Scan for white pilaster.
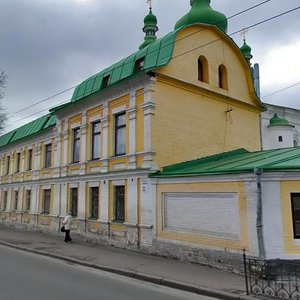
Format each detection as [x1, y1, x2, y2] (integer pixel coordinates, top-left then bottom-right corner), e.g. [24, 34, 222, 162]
[100, 180, 109, 222]
[101, 105, 109, 173]
[78, 181, 86, 219]
[126, 177, 138, 224]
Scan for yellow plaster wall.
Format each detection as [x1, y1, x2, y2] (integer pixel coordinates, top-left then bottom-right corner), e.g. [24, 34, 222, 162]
[156, 181, 249, 250]
[158, 25, 260, 107]
[151, 78, 261, 168]
[136, 89, 145, 153]
[281, 181, 300, 254]
[150, 25, 262, 168]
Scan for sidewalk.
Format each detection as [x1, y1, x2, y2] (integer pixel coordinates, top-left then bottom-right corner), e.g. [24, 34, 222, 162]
[0, 224, 259, 300]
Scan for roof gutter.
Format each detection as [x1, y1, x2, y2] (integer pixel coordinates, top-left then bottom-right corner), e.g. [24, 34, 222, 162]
[254, 168, 266, 259]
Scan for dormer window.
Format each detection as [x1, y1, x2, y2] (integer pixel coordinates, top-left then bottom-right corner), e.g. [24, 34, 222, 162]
[198, 56, 209, 83]
[101, 75, 110, 89]
[134, 58, 145, 73]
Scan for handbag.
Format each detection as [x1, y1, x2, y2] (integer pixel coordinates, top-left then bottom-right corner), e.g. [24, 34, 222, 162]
[60, 225, 65, 232]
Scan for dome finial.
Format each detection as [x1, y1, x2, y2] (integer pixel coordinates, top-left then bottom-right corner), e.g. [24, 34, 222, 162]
[147, 0, 152, 10]
[240, 29, 253, 65]
[139, 2, 159, 50]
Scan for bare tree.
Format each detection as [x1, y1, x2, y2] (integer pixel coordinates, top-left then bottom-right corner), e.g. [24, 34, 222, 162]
[0, 71, 8, 132]
[0, 71, 7, 98]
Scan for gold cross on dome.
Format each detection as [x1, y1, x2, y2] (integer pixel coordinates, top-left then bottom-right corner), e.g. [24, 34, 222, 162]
[147, 0, 152, 9]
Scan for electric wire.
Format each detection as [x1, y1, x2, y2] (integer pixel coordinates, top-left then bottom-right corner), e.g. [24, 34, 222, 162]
[4, 3, 299, 130]
[4, 0, 274, 124]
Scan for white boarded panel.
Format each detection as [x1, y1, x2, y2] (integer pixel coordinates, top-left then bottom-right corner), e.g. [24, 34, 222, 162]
[163, 192, 240, 240]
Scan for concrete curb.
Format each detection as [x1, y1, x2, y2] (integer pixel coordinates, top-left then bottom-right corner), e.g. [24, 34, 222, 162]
[0, 240, 257, 300]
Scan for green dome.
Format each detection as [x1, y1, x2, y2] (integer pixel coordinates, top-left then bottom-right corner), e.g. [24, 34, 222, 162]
[240, 40, 253, 63]
[139, 8, 159, 50]
[175, 0, 228, 33]
[268, 114, 294, 128]
[143, 9, 157, 27]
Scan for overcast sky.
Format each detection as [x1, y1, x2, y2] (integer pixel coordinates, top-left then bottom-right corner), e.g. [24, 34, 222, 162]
[0, 0, 299, 133]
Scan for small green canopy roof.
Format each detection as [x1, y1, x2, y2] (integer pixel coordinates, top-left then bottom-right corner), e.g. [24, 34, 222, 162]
[151, 147, 300, 178]
[268, 113, 294, 128]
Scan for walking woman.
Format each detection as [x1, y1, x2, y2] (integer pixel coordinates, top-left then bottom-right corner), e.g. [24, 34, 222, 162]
[63, 212, 73, 243]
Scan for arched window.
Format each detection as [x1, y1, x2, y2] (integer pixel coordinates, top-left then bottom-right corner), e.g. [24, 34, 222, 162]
[198, 56, 209, 83]
[218, 64, 228, 90]
[278, 136, 283, 142]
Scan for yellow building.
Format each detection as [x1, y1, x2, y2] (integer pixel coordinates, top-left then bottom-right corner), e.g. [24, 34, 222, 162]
[0, 0, 274, 269]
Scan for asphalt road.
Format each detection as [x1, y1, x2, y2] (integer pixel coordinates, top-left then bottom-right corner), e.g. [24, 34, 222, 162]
[0, 244, 220, 300]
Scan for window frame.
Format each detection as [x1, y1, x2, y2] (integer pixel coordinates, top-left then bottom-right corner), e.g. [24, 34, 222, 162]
[291, 193, 300, 238]
[16, 152, 21, 173]
[44, 144, 52, 168]
[72, 127, 81, 163]
[25, 190, 31, 212]
[218, 64, 228, 90]
[114, 185, 125, 222]
[91, 121, 101, 160]
[70, 187, 78, 217]
[89, 186, 99, 219]
[198, 56, 209, 83]
[13, 190, 18, 211]
[2, 191, 7, 211]
[42, 189, 51, 214]
[6, 155, 10, 175]
[28, 149, 33, 171]
[114, 112, 126, 156]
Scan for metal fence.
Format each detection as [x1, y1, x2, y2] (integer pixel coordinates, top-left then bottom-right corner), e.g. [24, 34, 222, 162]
[244, 253, 300, 299]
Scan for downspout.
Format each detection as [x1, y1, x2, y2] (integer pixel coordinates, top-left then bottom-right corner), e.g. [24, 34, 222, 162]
[254, 168, 266, 259]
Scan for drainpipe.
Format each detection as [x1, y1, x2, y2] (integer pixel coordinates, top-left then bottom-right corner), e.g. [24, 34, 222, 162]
[254, 168, 266, 259]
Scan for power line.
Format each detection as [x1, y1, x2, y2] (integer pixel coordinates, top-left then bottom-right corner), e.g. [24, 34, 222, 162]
[171, 7, 300, 60]
[5, 0, 273, 123]
[261, 82, 300, 99]
[8, 85, 77, 118]
[5, 4, 299, 130]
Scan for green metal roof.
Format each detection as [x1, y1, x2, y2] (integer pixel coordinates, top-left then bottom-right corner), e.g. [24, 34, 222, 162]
[0, 114, 56, 149]
[151, 147, 300, 178]
[70, 30, 178, 103]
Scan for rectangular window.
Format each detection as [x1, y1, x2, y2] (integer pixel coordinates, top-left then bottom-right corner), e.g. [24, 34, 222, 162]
[13, 191, 18, 211]
[114, 113, 126, 156]
[90, 187, 99, 219]
[114, 186, 125, 222]
[28, 149, 33, 170]
[42, 189, 51, 214]
[70, 188, 78, 217]
[2, 191, 7, 210]
[292, 193, 300, 238]
[6, 155, 10, 175]
[44, 144, 52, 168]
[91, 121, 101, 160]
[25, 190, 31, 212]
[72, 128, 80, 163]
[16, 153, 21, 172]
